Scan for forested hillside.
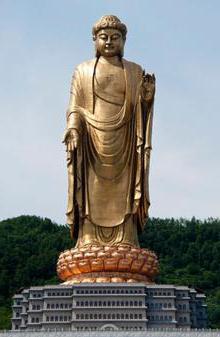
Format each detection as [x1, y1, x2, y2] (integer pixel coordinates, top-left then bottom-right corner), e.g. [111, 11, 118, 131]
[0, 216, 219, 329]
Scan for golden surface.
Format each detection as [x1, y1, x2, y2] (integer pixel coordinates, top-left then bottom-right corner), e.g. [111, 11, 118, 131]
[57, 244, 159, 284]
[60, 15, 157, 283]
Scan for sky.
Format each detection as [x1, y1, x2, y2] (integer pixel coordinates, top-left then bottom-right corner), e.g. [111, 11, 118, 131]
[0, 0, 219, 224]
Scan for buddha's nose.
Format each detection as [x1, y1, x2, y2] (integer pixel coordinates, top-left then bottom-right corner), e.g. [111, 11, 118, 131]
[106, 36, 111, 45]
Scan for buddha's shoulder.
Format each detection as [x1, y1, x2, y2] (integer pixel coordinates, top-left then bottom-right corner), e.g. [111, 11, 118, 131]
[75, 59, 97, 72]
[122, 58, 143, 73]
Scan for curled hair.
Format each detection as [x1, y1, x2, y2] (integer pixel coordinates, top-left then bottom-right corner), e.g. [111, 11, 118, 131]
[92, 15, 127, 40]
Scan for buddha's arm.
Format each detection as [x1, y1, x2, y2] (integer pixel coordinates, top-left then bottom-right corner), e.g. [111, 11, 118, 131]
[66, 67, 84, 132]
[141, 73, 156, 151]
[63, 68, 84, 151]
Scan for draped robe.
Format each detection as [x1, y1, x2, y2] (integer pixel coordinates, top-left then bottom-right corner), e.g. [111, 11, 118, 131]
[65, 58, 154, 245]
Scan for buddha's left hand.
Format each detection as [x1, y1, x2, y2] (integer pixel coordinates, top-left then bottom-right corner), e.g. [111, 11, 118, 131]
[141, 73, 156, 103]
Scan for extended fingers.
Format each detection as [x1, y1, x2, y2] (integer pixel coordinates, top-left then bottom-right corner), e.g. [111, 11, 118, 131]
[144, 73, 156, 84]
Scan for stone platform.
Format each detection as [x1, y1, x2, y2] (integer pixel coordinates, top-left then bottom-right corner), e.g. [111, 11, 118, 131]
[1, 330, 220, 337]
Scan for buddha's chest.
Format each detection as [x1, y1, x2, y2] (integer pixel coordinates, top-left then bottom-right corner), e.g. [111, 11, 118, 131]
[95, 63, 125, 95]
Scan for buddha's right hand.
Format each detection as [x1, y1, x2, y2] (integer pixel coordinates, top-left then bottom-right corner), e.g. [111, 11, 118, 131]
[62, 128, 79, 151]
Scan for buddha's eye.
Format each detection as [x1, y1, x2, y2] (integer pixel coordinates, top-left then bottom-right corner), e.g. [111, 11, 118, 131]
[112, 34, 120, 40]
[99, 34, 108, 41]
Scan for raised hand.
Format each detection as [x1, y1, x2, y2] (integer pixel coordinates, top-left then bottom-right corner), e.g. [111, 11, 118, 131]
[141, 72, 156, 103]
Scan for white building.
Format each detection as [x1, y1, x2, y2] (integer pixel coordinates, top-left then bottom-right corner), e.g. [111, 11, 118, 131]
[11, 283, 207, 331]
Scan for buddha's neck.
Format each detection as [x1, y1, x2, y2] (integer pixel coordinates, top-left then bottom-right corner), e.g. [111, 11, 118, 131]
[98, 56, 122, 66]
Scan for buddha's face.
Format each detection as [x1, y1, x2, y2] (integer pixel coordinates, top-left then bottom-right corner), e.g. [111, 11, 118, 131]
[95, 28, 125, 57]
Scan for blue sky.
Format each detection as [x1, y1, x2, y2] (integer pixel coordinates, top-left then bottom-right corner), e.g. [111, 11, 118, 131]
[0, 0, 219, 224]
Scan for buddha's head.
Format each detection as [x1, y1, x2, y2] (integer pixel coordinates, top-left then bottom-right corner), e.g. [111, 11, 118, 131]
[92, 15, 127, 58]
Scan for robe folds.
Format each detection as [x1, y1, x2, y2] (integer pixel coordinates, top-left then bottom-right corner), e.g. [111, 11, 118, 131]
[65, 58, 154, 241]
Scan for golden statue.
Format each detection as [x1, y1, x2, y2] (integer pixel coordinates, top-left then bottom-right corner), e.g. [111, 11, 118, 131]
[57, 15, 159, 284]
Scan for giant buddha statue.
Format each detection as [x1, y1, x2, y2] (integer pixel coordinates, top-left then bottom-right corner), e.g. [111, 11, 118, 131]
[57, 15, 159, 284]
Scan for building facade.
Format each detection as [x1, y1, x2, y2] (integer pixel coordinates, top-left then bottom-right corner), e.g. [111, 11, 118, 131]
[11, 284, 207, 331]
